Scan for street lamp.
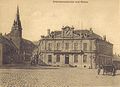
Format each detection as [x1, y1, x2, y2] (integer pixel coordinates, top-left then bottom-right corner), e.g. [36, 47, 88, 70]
[90, 55, 96, 69]
[80, 50, 84, 68]
[90, 55, 92, 69]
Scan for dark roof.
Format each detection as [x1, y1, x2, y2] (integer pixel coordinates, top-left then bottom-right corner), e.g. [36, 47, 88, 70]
[73, 30, 102, 39]
[74, 30, 90, 33]
[54, 31, 61, 35]
[22, 39, 35, 45]
[0, 35, 17, 49]
[21, 39, 36, 52]
[0, 35, 36, 52]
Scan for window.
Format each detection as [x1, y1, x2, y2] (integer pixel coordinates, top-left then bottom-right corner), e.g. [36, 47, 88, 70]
[83, 55, 87, 63]
[56, 55, 60, 62]
[83, 43, 87, 51]
[48, 43, 52, 50]
[48, 55, 52, 63]
[74, 43, 78, 50]
[65, 43, 69, 50]
[74, 55, 78, 63]
[90, 41, 92, 51]
[56, 43, 60, 50]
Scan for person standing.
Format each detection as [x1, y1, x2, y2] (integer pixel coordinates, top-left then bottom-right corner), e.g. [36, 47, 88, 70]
[98, 66, 101, 75]
[112, 65, 116, 76]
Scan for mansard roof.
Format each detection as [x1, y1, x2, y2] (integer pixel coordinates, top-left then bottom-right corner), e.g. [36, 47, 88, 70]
[73, 30, 102, 39]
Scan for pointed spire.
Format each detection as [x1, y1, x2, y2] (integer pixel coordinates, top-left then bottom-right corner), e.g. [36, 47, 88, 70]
[17, 5, 19, 15]
[15, 5, 20, 23]
[12, 5, 22, 30]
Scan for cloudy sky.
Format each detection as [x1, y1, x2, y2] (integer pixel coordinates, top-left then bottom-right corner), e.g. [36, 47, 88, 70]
[0, 0, 120, 54]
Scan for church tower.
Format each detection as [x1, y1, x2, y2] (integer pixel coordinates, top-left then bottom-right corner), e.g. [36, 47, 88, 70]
[9, 6, 22, 50]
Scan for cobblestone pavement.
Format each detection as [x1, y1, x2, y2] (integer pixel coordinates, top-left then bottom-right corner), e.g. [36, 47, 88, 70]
[0, 67, 120, 87]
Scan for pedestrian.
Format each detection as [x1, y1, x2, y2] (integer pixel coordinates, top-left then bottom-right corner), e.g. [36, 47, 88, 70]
[112, 65, 116, 76]
[98, 67, 101, 75]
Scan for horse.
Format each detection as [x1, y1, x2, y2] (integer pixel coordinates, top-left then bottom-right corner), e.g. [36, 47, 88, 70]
[102, 65, 116, 76]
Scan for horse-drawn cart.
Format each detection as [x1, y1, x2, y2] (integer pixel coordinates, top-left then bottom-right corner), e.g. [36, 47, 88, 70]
[102, 65, 116, 76]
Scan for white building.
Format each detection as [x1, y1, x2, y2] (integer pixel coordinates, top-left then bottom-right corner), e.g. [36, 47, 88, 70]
[36, 26, 113, 68]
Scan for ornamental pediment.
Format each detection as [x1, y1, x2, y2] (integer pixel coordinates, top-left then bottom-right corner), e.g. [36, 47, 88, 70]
[62, 26, 74, 38]
[43, 26, 101, 39]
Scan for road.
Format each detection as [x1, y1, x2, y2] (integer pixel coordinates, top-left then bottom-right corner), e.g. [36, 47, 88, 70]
[0, 67, 120, 87]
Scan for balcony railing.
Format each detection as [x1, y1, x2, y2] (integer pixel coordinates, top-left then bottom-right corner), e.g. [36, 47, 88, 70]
[40, 49, 97, 53]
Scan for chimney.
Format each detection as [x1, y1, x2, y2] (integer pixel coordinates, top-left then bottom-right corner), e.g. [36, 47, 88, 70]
[4, 33, 6, 36]
[89, 28, 93, 34]
[47, 29, 50, 35]
[103, 35, 106, 41]
[71, 26, 74, 30]
[62, 26, 65, 30]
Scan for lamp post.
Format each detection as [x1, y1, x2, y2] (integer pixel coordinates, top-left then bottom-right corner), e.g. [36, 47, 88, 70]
[90, 55, 96, 69]
[80, 50, 84, 68]
[90, 55, 92, 69]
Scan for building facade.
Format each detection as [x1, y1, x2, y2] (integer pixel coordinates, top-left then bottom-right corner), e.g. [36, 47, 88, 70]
[36, 26, 113, 68]
[0, 7, 36, 65]
[113, 55, 120, 70]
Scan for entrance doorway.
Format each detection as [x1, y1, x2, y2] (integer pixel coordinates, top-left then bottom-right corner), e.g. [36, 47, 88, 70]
[65, 54, 69, 64]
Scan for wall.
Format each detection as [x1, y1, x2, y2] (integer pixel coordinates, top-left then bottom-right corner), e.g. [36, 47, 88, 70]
[0, 43, 3, 65]
[95, 39, 113, 67]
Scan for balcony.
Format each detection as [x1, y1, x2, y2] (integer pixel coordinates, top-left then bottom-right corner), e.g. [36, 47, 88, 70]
[40, 49, 96, 54]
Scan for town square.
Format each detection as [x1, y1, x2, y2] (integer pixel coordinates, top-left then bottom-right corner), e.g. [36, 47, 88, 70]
[0, 67, 120, 87]
[0, 0, 120, 87]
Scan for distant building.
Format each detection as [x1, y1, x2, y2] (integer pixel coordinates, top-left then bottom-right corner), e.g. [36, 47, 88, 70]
[113, 55, 120, 70]
[36, 26, 113, 68]
[0, 6, 36, 65]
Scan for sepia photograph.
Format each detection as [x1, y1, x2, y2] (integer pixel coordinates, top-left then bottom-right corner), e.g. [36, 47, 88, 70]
[0, 0, 120, 87]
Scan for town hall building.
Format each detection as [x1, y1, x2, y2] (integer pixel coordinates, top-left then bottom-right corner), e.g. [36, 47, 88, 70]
[37, 26, 113, 68]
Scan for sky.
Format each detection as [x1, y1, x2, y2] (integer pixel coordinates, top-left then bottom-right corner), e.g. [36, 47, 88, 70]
[0, 0, 120, 54]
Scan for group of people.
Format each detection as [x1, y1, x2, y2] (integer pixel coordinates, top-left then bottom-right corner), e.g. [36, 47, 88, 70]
[97, 64, 117, 76]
